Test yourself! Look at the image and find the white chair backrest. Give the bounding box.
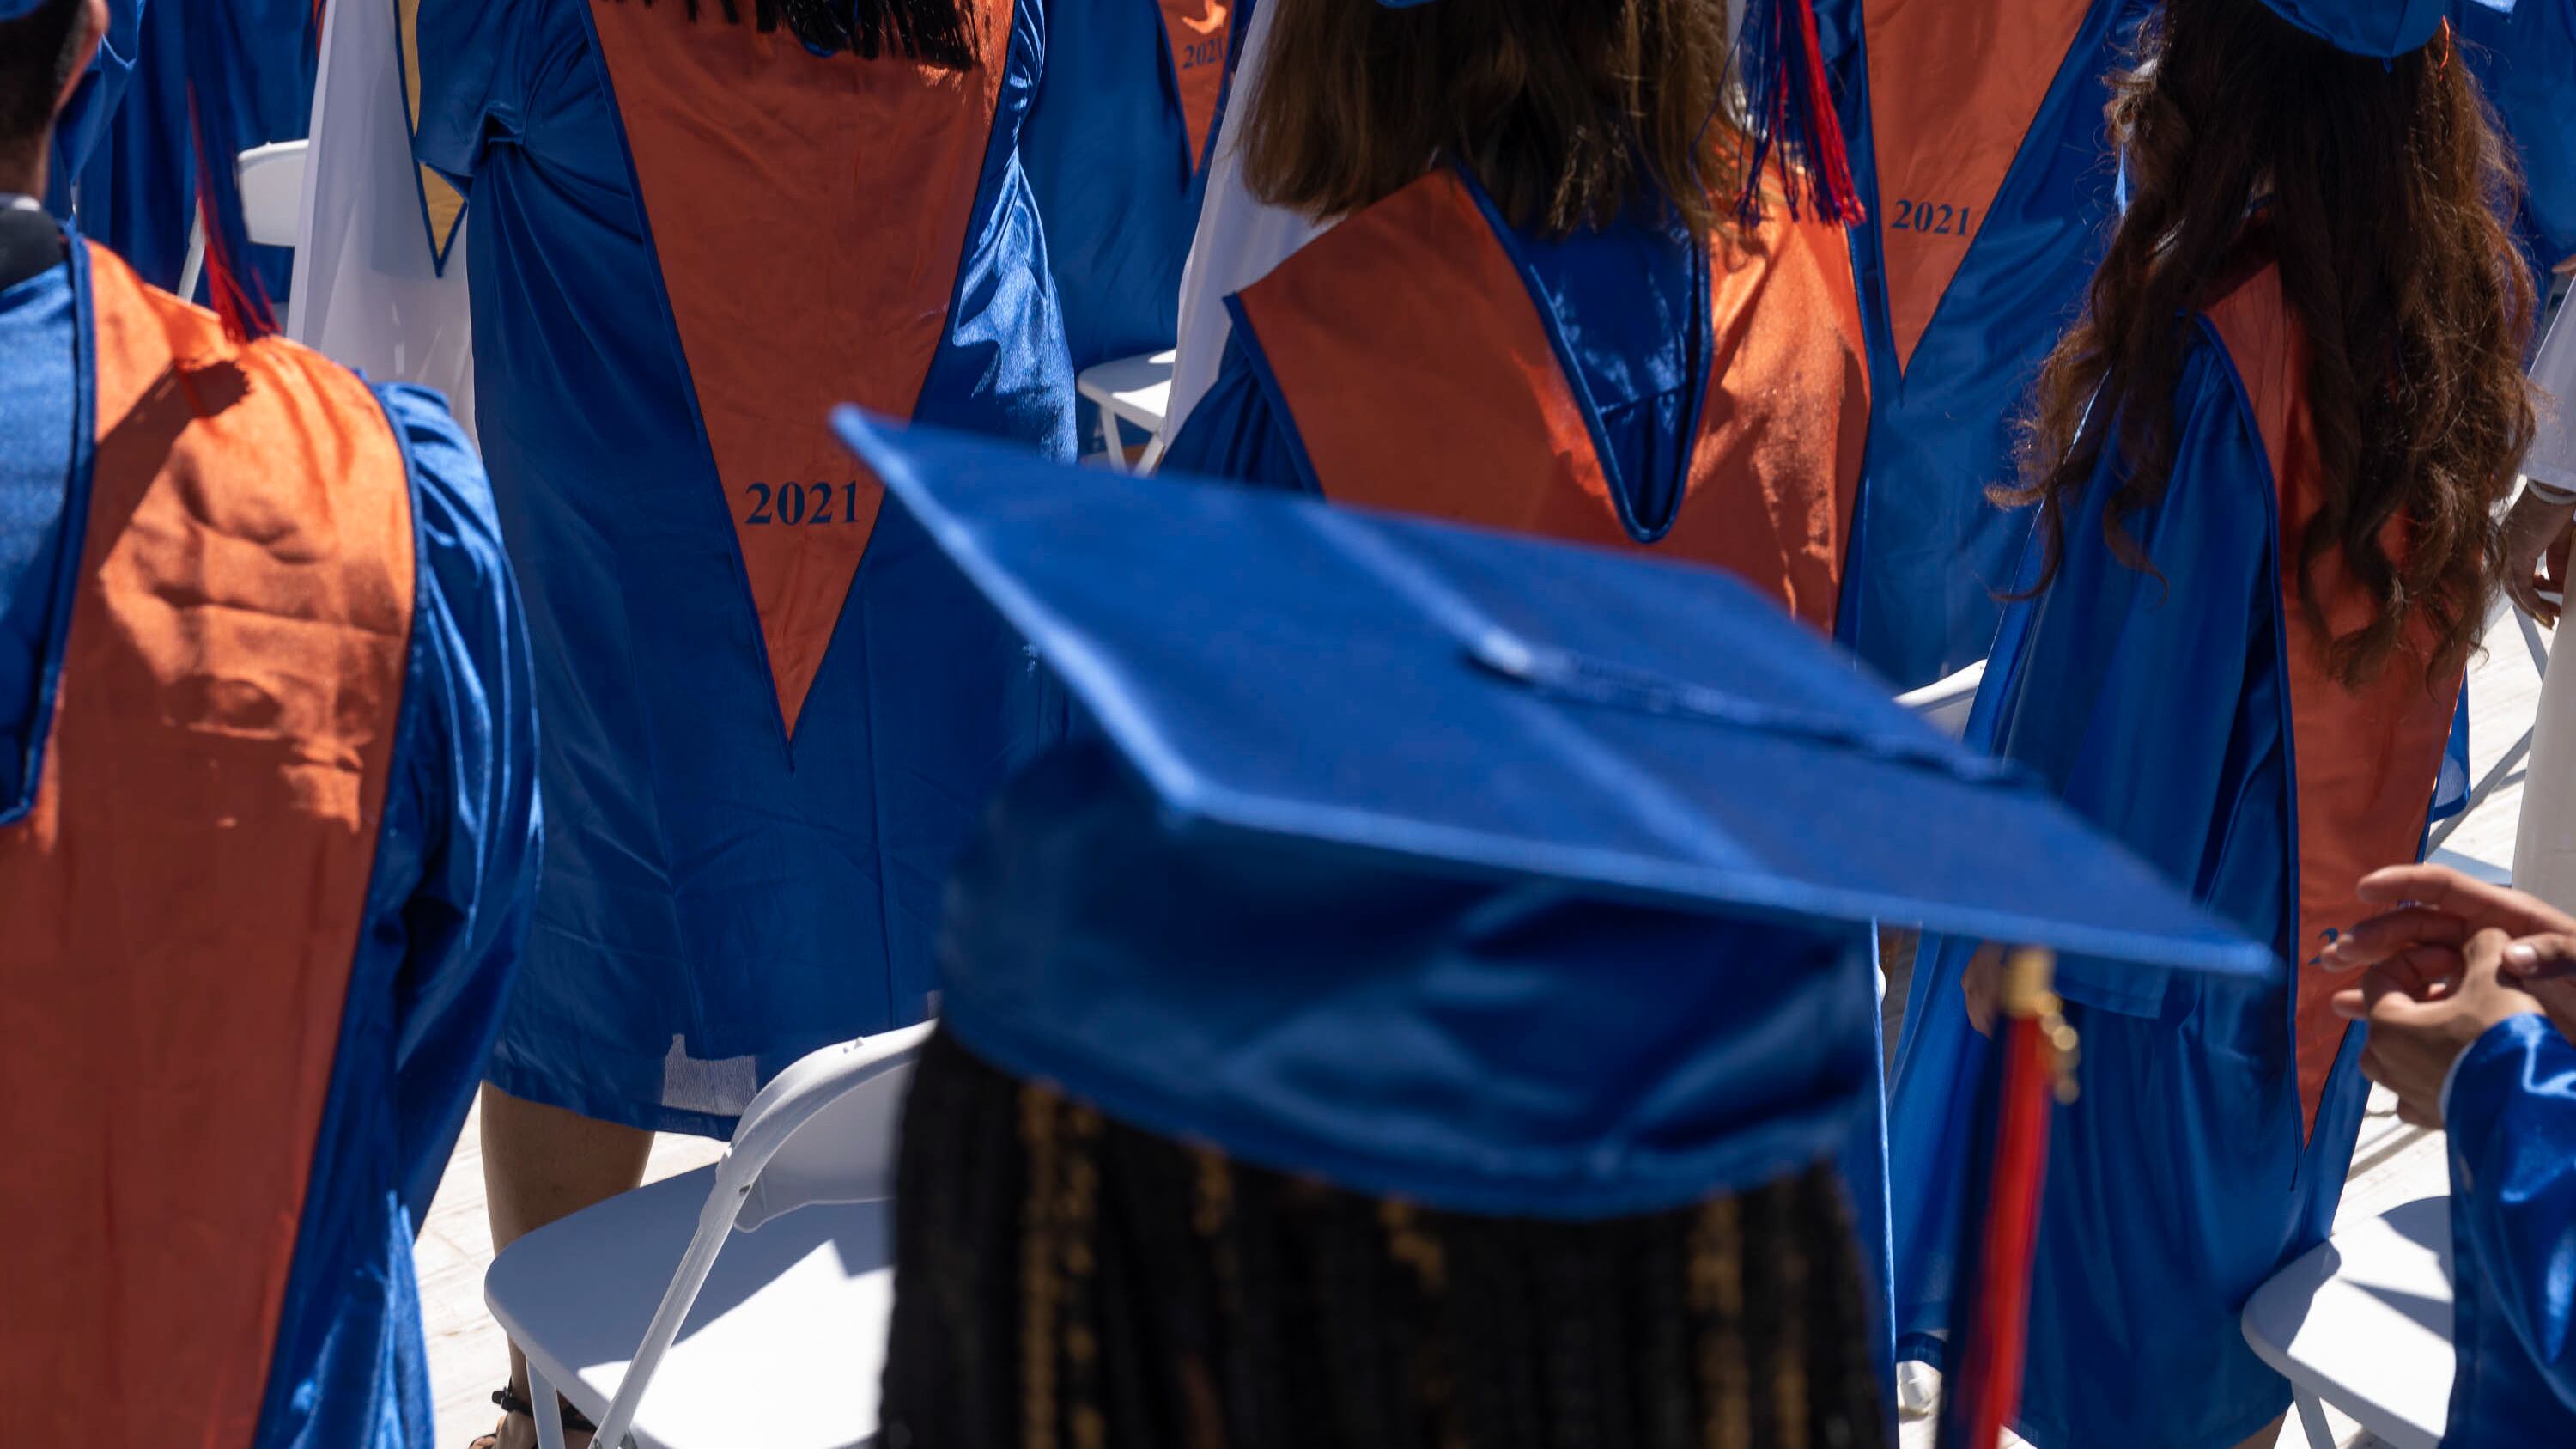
[728,1021,933,1232]
[234,140,313,251]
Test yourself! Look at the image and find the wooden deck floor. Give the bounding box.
[417,604,2549,1449]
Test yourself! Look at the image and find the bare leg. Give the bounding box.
[476,1084,654,1449]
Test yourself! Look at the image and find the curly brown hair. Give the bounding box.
[2002,0,2537,685]
[1239,0,1743,243]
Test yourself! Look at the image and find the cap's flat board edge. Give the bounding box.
[837,408,2280,983]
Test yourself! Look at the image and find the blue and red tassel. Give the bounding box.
[1735,0,1867,227]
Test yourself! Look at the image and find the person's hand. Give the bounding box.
[2320,864,2576,979]
[2333,928,2546,1128]
[2499,486,2575,624]
[1961,942,2005,1037]
[2321,864,2576,1042]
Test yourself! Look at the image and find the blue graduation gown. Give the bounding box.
[1021,0,1236,387]
[60,0,314,302]
[257,380,542,1449]
[2456,0,2576,286]
[39,0,142,215]
[2441,1013,2576,1445]
[1888,271,2451,1448]
[0,231,540,1449]
[416,0,1072,1135]
[1818,0,2150,688]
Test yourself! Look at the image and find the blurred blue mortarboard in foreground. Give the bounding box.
[835,408,2272,1220]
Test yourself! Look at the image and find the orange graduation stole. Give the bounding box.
[0,244,416,1446]
[2207,261,2462,1137]
[1232,171,1870,634]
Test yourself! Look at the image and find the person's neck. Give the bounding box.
[0,144,50,204]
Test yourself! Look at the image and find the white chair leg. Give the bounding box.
[176,212,206,307]
[530,1363,570,1449]
[1096,405,1131,473]
[2290,1389,2336,1449]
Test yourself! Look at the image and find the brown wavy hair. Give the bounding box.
[2002,0,2537,685]
[1240,0,1741,242]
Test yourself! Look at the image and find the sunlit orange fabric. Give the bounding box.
[2207,265,2459,1137]
[588,0,1010,734]
[1862,0,2094,370]
[1156,0,1230,167]
[1236,172,1869,632]
[0,244,413,1447]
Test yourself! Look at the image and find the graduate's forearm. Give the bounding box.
[2448,1014,2576,1411]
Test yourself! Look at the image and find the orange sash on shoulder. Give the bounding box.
[1233,172,1869,633]
[2207,264,2461,1136]
[0,244,416,1447]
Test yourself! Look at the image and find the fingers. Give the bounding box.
[2334,946,2464,1010]
[2503,932,2576,981]
[1961,943,2001,1038]
[2354,866,2576,936]
[2319,906,2469,970]
[2511,571,2557,626]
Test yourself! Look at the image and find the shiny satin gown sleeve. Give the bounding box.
[374,381,543,1222]
[2445,1012,2576,1425]
[1970,332,2285,1018]
[1156,332,1315,493]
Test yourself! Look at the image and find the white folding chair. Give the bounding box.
[174,140,314,302]
[234,140,312,249]
[1895,658,1987,740]
[483,1022,933,1449]
[1074,349,1176,471]
[2241,1195,2456,1449]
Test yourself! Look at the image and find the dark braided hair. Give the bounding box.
[883,1027,1887,1449]
[613,0,980,68]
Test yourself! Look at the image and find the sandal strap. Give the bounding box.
[489,1385,600,1434]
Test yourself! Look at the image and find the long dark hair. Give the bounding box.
[615,0,978,68]
[2003,0,2536,685]
[1241,0,1741,243]
[881,1027,1885,1449]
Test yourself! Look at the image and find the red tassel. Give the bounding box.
[1957,1012,2056,1446]
[1734,0,1866,227]
[186,88,276,344]
[1791,0,1864,225]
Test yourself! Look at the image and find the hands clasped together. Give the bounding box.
[2319,865,2576,1128]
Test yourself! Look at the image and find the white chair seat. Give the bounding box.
[1075,350,1176,470]
[2241,1195,2455,1449]
[484,1165,896,1449]
[1895,659,1986,740]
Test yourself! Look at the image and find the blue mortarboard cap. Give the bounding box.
[0,0,54,22]
[2258,0,2447,56]
[837,411,2271,1216]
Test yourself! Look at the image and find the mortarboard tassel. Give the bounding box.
[614,0,978,69]
[1735,0,1865,227]
[185,87,276,344]
[1937,948,2076,1449]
